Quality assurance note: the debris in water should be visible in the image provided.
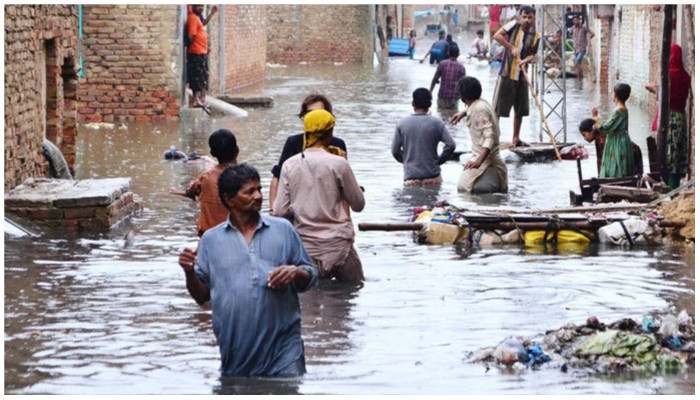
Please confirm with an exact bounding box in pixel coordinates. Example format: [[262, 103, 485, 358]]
[[466, 311, 695, 374]]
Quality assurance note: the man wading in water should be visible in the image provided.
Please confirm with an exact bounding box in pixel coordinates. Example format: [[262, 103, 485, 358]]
[[178, 164, 318, 377], [274, 109, 366, 283], [392, 88, 456, 186], [451, 77, 508, 193]]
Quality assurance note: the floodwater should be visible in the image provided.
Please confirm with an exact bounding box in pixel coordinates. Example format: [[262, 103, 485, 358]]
[[4, 33, 695, 395]]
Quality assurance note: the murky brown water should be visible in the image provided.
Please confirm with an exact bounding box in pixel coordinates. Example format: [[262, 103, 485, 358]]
[[5, 34, 694, 394]]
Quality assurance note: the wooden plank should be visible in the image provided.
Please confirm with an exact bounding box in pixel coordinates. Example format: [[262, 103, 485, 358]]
[[598, 184, 658, 203], [359, 223, 423, 231], [647, 136, 660, 173], [657, 5, 675, 180], [358, 219, 682, 232]]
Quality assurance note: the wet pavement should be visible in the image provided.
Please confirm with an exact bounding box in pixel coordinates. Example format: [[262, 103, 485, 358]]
[[4, 33, 695, 395]]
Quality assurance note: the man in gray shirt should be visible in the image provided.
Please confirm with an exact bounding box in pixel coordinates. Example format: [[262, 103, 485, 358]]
[[391, 88, 456, 185]]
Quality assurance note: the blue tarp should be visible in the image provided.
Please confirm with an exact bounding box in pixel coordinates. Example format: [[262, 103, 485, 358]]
[[414, 9, 434, 18], [414, 9, 451, 18]]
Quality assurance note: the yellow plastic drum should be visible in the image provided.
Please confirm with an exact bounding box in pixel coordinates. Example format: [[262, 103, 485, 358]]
[[523, 230, 594, 246]]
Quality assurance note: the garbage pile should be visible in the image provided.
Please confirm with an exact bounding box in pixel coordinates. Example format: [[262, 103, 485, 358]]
[[466, 311, 694, 374]]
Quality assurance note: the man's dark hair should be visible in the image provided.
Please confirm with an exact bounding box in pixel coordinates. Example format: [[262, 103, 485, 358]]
[[438, 31, 446, 39], [446, 34, 453, 43], [614, 83, 632, 103], [476, 29, 484, 36], [579, 118, 596, 133], [413, 88, 432, 109], [456, 76, 482, 101], [298, 93, 333, 118], [448, 42, 460, 58], [217, 163, 260, 207], [520, 5, 536, 15], [209, 129, 239, 164]]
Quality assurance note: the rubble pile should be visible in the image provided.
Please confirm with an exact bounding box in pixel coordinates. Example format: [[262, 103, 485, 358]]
[[657, 190, 695, 241]]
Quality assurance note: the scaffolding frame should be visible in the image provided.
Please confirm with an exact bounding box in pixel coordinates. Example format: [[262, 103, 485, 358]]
[[536, 4, 568, 143]]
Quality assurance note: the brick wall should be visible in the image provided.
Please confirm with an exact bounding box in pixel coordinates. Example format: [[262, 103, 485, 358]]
[[646, 7, 664, 115], [595, 18, 612, 90], [221, 5, 266, 91], [79, 5, 181, 122], [614, 5, 655, 107], [266, 5, 374, 65], [4, 5, 79, 191], [206, 6, 222, 95], [401, 5, 415, 38]]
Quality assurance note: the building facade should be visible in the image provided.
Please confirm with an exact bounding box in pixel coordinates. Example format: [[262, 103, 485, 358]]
[[266, 5, 374, 65], [78, 5, 182, 123], [4, 5, 80, 190]]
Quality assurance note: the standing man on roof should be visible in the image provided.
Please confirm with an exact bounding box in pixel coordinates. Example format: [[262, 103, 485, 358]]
[[492, 5, 541, 147], [186, 4, 218, 111]]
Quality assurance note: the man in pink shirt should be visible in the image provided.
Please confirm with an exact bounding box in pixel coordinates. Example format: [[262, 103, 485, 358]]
[[273, 109, 366, 283]]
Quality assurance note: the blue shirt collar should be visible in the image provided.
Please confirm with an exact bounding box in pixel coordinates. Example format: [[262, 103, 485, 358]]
[[224, 212, 270, 232]]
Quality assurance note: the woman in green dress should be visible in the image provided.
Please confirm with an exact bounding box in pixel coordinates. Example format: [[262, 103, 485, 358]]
[[591, 83, 634, 178]]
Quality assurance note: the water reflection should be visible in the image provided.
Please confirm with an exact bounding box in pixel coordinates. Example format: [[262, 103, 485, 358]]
[[302, 280, 362, 366], [214, 376, 302, 395], [391, 185, 445, 216]]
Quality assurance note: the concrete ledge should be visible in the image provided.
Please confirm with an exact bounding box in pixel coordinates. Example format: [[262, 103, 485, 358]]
[[5, 178, 141, 230], [5, 178, 131, 208], [217, 95, 274, 108]]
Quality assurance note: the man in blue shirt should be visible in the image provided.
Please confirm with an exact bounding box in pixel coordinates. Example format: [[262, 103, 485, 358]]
[[178, 163, 318, 377], [420, 31, 450, 65]]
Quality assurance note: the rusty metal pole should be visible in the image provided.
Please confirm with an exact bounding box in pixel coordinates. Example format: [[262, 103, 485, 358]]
[[657, 4, 674, 182]]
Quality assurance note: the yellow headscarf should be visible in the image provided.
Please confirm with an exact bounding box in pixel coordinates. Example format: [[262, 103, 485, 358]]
[[302, 109, 344, 157]]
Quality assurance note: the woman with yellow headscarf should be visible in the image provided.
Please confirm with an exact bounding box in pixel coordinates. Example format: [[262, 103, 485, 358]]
[[268, 94, 348, 213], [302, 109, 345, 157]]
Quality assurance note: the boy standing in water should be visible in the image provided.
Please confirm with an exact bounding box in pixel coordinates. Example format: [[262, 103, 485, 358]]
[[170, 129, 239, 237]]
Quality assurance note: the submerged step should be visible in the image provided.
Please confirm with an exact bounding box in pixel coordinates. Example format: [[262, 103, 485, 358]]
[[217, 95, 273, 108]]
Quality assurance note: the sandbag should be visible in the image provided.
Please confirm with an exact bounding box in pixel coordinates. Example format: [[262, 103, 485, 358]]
[[471, 229, 521, 246], [597, 217, 662, 246]]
